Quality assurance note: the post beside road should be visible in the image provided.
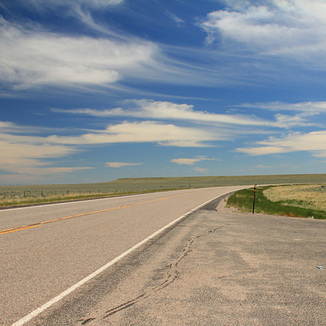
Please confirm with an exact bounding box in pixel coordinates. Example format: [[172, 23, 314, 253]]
[[252, 185, 256, 214]]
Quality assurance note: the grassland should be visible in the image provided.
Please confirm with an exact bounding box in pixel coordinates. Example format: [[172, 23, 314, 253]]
[[264, 184, 326, 211], [1, 174, 326, 208], [227, 184, 326, 219]]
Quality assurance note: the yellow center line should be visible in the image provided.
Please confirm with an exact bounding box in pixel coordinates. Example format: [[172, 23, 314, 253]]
[[1, 192, 190, 236], [0, 225, 41, 235]]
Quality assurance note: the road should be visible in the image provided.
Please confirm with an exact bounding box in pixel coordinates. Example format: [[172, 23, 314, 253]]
[[28, 192, 326, 326], [0, 186, 244, 325]]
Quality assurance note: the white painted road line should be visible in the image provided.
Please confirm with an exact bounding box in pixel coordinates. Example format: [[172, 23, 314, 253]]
[[11, 192, 229, 326]]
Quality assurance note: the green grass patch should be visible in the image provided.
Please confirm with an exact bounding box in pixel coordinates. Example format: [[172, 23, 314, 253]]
[[227, 186, 326, 219]]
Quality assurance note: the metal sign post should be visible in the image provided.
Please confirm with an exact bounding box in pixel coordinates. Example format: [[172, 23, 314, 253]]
[[252, 185, 256, 214]]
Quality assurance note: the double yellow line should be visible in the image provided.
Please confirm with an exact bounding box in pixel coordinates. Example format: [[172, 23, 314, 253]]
[[0, 192, 189, 236]]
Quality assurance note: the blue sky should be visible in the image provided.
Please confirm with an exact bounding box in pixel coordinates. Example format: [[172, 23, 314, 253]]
[[1, 0, 326, 185]]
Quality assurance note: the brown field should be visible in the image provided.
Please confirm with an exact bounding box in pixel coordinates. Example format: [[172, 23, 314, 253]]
[[263, 184, 326, 211]]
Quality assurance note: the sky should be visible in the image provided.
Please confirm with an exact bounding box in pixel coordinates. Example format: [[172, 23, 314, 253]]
[[1, 0, 326, 185]]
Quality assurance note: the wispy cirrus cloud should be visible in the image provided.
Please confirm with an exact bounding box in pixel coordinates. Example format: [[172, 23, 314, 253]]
[[106, 162, 143, 168], [243, 101, 326, 112], [0, 139, 91, 176], [171, 156, 219, 165], [0, 122, 91, 178], [239, 100, 326, 128], [53, 99, 319, 129], [47, 121, 220, 147], [0, 18, 229, 94], [3, 0, 127, 40], [11, 0, 124, 11], [171, 156, 217, 174], [44, 99, 326, 162], [53, 99, 283, 127], [202, 0, 326, 66], [0, 118, 220, 181], [0, 18, 158, 90], [237, 130, 326, 157]]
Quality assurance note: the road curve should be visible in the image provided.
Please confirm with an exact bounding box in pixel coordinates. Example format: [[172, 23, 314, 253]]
[[0, 186, 247, 325]]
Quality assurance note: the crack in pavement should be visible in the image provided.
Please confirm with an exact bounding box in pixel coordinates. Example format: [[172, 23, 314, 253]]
[[80, 226, 223, 324]]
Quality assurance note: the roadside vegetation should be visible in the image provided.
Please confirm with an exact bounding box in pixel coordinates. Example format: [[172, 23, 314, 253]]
[[0, 190, 170, 208], [0, 192, 118, 208], [227, 185, 326, 219], [1, 174, 326, 208]]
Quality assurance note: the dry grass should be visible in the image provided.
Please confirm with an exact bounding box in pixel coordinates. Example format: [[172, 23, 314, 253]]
[[263, 185, 326, 211], [0, 192, 115, 207], [2, 174, 326, 208]]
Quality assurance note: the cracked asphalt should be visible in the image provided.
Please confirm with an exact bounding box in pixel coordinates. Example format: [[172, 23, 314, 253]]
[[30, 197, 326, 326]]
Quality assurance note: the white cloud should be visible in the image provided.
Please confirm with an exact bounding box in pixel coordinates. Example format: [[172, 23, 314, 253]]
[[9, 0, 126, 39], [171, 158, 203, 165], [55, 99, 321, 129], [242, 101, 326, 113], [54, 99, 273, 127], [171, 156, 216, 174], [0, 121, 17, 130], [194, 167, 209, 173], [132, 100, 271, 126], [14, 0, 123, 11], [47, 121, 220, 147], [237, 130, 326, 156], [0, 117, 224, 181], [171, 156, 218, 165], [0, 122, 91, 177], [166, 12, 184, 24], [237, 146, 288, 156], [0, 18, 158, 90], [0, 116, 224, 184], [273, 113, 314, 128], [0, 139, 91, 176], [237, 100, 326, 128], [106, 162, 143, 168], [202, 0, 326, 63], [76, 0, 123, 7]]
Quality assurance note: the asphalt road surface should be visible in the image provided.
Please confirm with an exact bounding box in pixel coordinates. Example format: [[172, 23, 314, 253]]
[[1, 186, 246, 325], [19, 189, 326, 325]]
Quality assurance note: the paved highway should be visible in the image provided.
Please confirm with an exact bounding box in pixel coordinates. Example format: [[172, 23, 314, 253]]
[[30, 193, 326, 325], [0, 186, 245, 325]]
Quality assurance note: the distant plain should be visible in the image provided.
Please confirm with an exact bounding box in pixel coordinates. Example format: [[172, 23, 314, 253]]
[[1, 174, 326, 208]]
